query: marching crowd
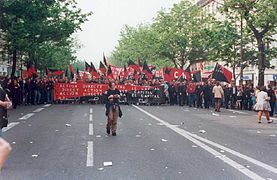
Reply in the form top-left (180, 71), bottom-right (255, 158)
top-left (0, 75), bottom-right (276, 117)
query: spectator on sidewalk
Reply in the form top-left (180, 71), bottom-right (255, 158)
top-left (267, 85), bottom-right (276, 117)
top-left (254, 86), bottom-right (273, 123)
top-left (212, 82), bottom-right (224, 112)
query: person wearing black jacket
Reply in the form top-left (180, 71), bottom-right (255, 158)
top-left (178, 82), bottom-right (187, 106)
top-left (10, 79), bottom-right (20, 109)
top-left (196, 84), bottom-right (204, 108)
top-left (224, 85), bottom-right (232, 109)
top-left (267, 85), bottom-right (276, 117)
top-left (203, 82), bottom-right (212, 109)
top-left (0, 82), bottom-right (12, 136)
top-left (105, 82), bottom-right (122, 136)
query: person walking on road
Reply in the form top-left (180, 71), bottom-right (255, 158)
top-left (267, 85), bottom-right (276, 117)
top-left (105, 82), bottom-right (122, 136)
top-left (254, 86), bottom-right (273, 123)
top-left (212, 82), bottom-right (224, 112)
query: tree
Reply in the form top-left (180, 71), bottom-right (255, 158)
top-left (0, 0), bottom-right (91, 78)
top-left (223, 0), bottom-right (277, 86)
top-left (152, 0), bottom-right (213, 69)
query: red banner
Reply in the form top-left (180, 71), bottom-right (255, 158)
top-left (54, 82), bottom-right (156, 100)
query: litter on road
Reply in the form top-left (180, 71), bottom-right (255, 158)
top-left (65, 124), bottom-right (72, 127)
top-left (199, 130), bottom-right (206, 133)
top-left (103, 162), bottom-right (113, 167)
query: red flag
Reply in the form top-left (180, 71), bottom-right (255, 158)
top-left (69, 64), bottom-right (74, 79)
top-left (82, 72), bottom-right (87, 80)
top-left (27, 65), bottom-right (37, 78)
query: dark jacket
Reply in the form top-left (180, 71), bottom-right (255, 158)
top-left (0, 87), bottom-right (8, 129)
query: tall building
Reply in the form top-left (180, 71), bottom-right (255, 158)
top-left (196, 0), bottom-right (277, 86)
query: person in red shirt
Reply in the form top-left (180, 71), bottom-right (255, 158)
top-left (187, 82), bottom-right (196, 107)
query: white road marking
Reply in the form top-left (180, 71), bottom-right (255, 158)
top-left (90, 108), bottom-right (93, 114)
top-left (86, 141), bottom-right (94, 167)
top-left (89, 114), bottom-right (93, 122)
top-left (89, 123), bottom-right (93, 136)
top-left (133, 105), bottom-right (273, 179)
top-left (227, 109), bottom-right (248, 115)
top-left (2, 122), bottom-right (20, 132)
top-left (44, 104), bottom-right (52, 107)
top-left (33, 108), bottom-right (44, 113)
top-left (19, 113), bottom-right (34, 120)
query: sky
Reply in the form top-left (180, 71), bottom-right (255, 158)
top-left (75, 0), bottom-right (184, 65)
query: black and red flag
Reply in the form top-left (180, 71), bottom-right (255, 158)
top-left (103, 53), bottom-right (109, 67)
top-left (90, 62), bottom-right (100, 78)
top-left (137, 58), bottom-right (142, 71)
top-left (65, 69), bottom-right (68, 78)
top-left (192, 70), bottom-right (202, 82)
top-left (163, 67), bottom-right (172, 82)
top-left (107, 65), bottom-right (114, 79)
top-left (123, 65), bottom-right (128, 78)
top-left (212, 63), bottom-right (232, 83)
top-left (133, 69), bottom-right (139, 81)
top-left (27, 64), bottom-right (37, 78)
top-left (45, 67), bottom-right (50, 78)
top-left (128, 59), bottom-right (139, 71)
top-left (49, 69), bottom-right (64, 77)
top-left (69, 64), bottom-right (74, 79)
top-left (76, 68), bottom-right (81, 80)
top-left (85, 62), bottom-right (91, 72)
top-left (142, 61), bottom-right (153, 79)
top-left (99, 61), bottom-right (106, 75)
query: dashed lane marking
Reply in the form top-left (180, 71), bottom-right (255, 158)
top-left (19, 113), bottom-right (35, 120)
top-left (90, 108), bottom-right (93, 114)
top-left (86, 141), bottom-right (94, 167)
top-left (133, 105), bottom-right (275, 179)
top-left (33, 108), bottom-right (44, 113)
top-left (89, 114), bottom-right (93, 122)
top-left (43, 104), bottom-right (52, 108)
top-left (89, 123), bottom-right (93, 136)
top-left (2, 122), bottom-right (20, 132)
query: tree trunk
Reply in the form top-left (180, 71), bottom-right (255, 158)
top-left (11, 48), bottom-right (17, 80)
top-left (232, 63), bottom-right (236, 85)
top-left (256, 35), bottom-right (265, 86)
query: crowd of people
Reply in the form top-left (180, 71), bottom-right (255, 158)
top-left (0, 75), bottom-right (276, 118)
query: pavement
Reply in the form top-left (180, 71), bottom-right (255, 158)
top-left (0, 104), bottom-right (276, 180)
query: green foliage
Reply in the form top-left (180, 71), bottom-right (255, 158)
top-left (0, 0), bottom-right (92, 77)
top-left (223, 0), bottom-right (277, 85)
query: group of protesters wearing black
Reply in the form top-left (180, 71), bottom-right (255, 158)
top-left (0, 76), bottom-right (55, 109)
top-left (163, 80), bottom-right (276, 117)
top-left (0, 75), bottom-right (276, 117)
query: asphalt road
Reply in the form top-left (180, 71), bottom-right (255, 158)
top-left (0, 104), bottom-right (276, 180)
